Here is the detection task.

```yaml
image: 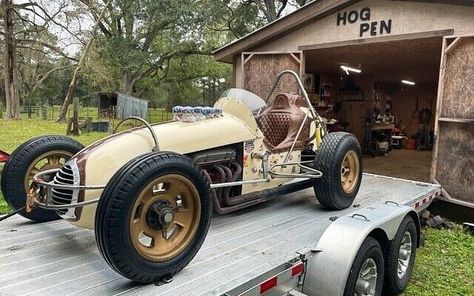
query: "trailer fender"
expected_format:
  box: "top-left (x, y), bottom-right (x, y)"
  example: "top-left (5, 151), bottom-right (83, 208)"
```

top-left (302, 202), bottom-right (418, 296)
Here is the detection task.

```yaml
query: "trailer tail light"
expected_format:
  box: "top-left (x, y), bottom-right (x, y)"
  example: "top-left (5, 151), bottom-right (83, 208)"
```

top-left (224, 259), bottom-right (306, 296)
top-left (259, 277), bottom-right (278, 294)
top-left (0, 150), bottom-right (9, 163)
top-left (291, 262), bottom-right (304, 276)
top-left (411, 192), bottom-right (437, 209)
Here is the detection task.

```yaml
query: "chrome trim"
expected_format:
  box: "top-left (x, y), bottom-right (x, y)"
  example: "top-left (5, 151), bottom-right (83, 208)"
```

top-left (34, 169), bottom-right (106, 190)
top-left (269, 160), bottom-right (323, 179)
top-left (51, 159), bottom-right (80, 218)
top-left (210, 178), bottom-right (270, 189)
top-left (113, 116), bottom-right (160, 152)
top-left (32, 168), bottom-right (105, 210)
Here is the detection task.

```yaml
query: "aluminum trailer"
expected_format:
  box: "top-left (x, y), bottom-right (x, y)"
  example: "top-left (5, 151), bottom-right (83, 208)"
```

top-left (0, 173), bottom-right (440, 296)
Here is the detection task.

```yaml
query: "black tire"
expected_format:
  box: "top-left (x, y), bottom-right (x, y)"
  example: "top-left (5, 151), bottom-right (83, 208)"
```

top-left (344, 237), bottom-right (385, 296)
top-left (1, 135), bottom-right (84, 222)
top-left (95, 152), bottom-right (212, 283)
top-left (384, 216), bottom-right (417, 295)
top-left (314, 132), bottom-right (362, 210)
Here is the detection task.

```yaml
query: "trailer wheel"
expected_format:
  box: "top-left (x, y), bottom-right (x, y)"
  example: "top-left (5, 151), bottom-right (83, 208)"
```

top-left (0, 136), bottom-right (83, 222)
top-left (95, 152), bottom-right (212, 283)
top-left (313, 132), bottom-right (362, 210)
top-left (344, 237), bottom-right (384, 296)
top-left (384, 216), bottom-right (417, 295)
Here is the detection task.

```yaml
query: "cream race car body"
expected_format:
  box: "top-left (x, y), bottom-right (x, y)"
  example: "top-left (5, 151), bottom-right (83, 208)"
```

top-left (72, 97), bottom-right (303, 229)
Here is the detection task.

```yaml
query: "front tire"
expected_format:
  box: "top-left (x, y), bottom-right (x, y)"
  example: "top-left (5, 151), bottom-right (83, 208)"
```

top-left (384, 216), bottom-right (417, 295)
top-left (344, 237), bottom-right (385, 296)
top-left (95, 152), bottom-right (212, 283)
top-left (1, 135), bottom-right (84, 222)
top-left (314, 132), bottom-right (362, 210)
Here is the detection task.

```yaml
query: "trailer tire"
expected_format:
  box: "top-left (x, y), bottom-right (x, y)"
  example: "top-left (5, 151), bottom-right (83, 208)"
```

top-left (384, 216), bottom-right (417, 295)
top-left (95, 152), bottom-right (212, 283)
top-left (313, 132), bottom-right (362, 210)
top-left (1, 135), bottom-right (83, 222)
top-left (344, 237), bottom-right (384, 296)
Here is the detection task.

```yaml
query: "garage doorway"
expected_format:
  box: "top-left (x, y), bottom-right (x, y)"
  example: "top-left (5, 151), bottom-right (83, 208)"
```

top-left (301, 31), bottom-right (450, 182)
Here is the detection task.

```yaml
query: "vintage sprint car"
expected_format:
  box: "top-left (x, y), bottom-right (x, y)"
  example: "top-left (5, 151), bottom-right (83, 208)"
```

top-left (1, 71), bottom-right (362, 283)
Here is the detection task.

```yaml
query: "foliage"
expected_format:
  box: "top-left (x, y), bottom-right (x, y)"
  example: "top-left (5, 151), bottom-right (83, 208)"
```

top-left (1, 1), bottom-right (313, 117)
top-left (401, 226), bottom-right (474, 296)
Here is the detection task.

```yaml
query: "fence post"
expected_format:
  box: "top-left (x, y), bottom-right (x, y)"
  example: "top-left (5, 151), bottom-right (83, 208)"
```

top-left (67, 97), bottom-right (80, 136)
top-left (41, 104), bottom-right (48, 120)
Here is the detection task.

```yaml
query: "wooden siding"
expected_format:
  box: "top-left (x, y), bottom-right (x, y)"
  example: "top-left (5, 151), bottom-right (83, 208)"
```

top-left (433, 36), bottom-right (474, 204)
top-left (440, 38), bottom-right (474, 119)
top-left (242, 53), bottom-right (301, 101)
top-left (436, 122), bottom-right (474, 204)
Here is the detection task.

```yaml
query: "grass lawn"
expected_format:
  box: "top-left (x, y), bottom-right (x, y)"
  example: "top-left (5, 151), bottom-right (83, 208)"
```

top-left (401, 226), bottom-right (474, 296)
top-left (0, 118), bottom-right (107, 214)
top-left (1, 118), bottom-right (473, 295)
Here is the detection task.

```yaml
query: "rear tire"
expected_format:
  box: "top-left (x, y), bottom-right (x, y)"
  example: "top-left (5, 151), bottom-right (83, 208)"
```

top-left (1, 136), bottom-right (84, 222)
top-left (344, 237), bottom-right (385, 296)
top-left (95, 152), bottom-right (212, 283)
top-left (384, 216), bottom-right (417, 295)
top-left (313, 132), bottom-right (362, 210)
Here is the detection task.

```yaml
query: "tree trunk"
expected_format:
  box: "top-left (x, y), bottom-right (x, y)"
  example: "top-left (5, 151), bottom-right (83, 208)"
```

top-left (263, 0), bottom-right (277, 22)
top-left (57, 0), bottom-right (112, 122)
top-left (121, 71), bottom-right (135, 95)
top-left (3, 0), bottom-right (20, 119)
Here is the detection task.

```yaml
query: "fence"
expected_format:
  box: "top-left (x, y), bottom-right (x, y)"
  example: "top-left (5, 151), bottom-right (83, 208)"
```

top-left (13, 105), bottom-right (173, 124)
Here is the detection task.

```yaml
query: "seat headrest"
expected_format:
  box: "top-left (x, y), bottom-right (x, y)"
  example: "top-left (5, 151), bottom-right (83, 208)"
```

top-left (271, 93), bottom-right (306, 109)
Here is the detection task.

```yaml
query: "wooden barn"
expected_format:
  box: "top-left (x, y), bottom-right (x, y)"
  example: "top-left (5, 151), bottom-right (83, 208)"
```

top-left (98, 92), bottom-right (148, 119)
top-left (213, 0), bottom-right (474, 207)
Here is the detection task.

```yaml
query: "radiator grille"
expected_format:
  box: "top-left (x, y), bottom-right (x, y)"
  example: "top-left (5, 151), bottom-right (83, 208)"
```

top-left (51, 164), bottom-right (76, 215)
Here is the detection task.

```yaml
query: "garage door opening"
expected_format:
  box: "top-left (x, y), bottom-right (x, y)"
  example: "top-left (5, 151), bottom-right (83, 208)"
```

top-left (302, 35), bottom-right (444, 182)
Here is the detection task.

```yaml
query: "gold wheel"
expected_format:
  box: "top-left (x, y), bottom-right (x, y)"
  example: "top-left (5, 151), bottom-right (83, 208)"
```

top-left (24, 150), bottom-right (73, 191)
top-left (341, 150), bottom-right (360, 194)
top-left (130, 174), bottom-right (201, 262)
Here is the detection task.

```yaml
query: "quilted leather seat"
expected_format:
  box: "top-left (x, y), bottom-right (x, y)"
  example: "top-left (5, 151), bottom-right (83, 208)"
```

top-left (256, 93), bottom-right (310, 153)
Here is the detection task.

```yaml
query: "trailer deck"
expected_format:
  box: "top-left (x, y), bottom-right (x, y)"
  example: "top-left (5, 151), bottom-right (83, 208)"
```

top-left (0, 174), bottom-right (440, 296)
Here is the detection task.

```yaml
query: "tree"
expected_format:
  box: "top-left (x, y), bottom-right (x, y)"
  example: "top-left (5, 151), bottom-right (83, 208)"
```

top-left (57, 0), bottom-right (111, 122)
top-left (1, 0), bottom-right (84, 119)
top-left (2, 0), bottom-right (19, 119)
top-left (245, 0), bottom-right (311, 23)
top-left (78, 0), bottom-right (213, 96)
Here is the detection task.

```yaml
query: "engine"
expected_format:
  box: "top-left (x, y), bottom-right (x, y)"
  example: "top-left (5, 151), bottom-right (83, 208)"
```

top-left (191, 147), bottom-right (243, 208)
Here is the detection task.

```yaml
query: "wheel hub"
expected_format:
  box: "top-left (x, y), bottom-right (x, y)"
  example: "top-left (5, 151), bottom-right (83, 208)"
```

top-left (355, 258), bottom-right (377, 296)
top-left (146, 200), bottom-right (174, 229)
top-left (397, 231), bottom-right (412, 279)
top-left (341, 150), bottom-right (360, 194)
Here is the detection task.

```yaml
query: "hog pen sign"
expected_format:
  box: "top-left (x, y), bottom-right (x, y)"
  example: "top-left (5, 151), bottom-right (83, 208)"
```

top-left (336, 7), bottom-right (392, 38)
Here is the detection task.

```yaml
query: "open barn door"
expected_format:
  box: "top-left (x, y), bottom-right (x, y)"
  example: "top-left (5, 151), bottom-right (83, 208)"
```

top-left (432, 36), bottom-right (474, 207)
top-left (241, 52), bottom-right (303, 101)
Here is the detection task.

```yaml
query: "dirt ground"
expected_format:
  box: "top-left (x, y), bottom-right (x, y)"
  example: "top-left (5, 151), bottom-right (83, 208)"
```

top-left (363, 149), bottom-right (432, 182)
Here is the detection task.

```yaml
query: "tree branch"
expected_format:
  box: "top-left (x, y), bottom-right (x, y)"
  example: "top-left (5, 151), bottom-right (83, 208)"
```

top-left (17, 39), bottom-right (79, 62)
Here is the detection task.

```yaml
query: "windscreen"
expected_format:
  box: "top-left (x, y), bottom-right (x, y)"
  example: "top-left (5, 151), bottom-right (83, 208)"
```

top-left (220, 88), bottom-right (267, 113)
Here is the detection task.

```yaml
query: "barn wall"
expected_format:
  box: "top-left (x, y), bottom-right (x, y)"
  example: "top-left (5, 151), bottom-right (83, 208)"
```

top-left (436, 122), bottom-right (474, 204)
top-left (434, 36), bottom-right (474, 204)
top-left (116, 93), bottom-right (148, 119)
top-left (233, 55), bottom-right (243, 88)
top-left (389, 84), bottom-right (437, 137)
top-left (313, 73), bottom-right (375, 142)
top-left (440, 38), bottom-right (474, 120)
top-left (242, 53), bottom-right (301, 101)
top-left (307, 73), bottom-right (437, 143)
top-left (257, 0), bottom-right (474, 52)
top-left (232, 0), bottom-right (474, 87)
